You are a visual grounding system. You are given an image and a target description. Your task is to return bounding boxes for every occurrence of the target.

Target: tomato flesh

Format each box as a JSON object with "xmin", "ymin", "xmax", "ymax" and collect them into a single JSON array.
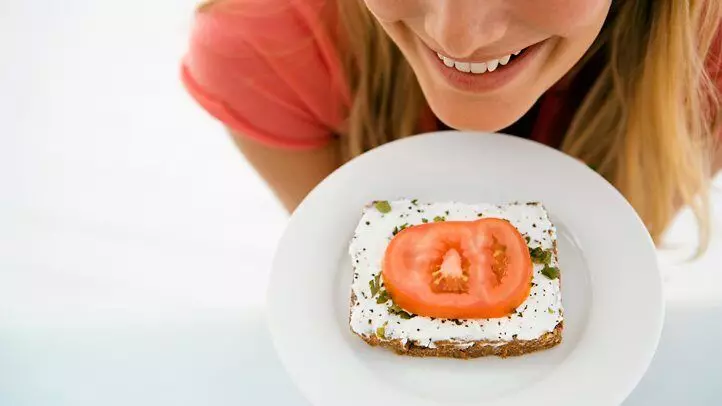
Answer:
[{"xmin": 382, "ymin": 218, "xmax": 532, "ymax": 319}]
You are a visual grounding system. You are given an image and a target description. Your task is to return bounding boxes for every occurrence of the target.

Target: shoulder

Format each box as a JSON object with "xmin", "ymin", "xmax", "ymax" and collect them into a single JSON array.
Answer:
[{"xmin": 181, "ymin": 0, "xmax": 349, "ymax": 149}]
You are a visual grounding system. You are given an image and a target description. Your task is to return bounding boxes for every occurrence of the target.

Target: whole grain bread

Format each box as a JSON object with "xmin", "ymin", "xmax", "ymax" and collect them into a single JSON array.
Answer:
[{"xmin": 349, "ymin": 201, "xmax": 564, "ymax": 359}]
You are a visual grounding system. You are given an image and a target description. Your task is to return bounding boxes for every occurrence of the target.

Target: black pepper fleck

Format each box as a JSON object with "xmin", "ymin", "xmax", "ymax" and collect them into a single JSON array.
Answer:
[{"xmin": 365, "ymin": 221, "xmax": 370, "ymax": 226}]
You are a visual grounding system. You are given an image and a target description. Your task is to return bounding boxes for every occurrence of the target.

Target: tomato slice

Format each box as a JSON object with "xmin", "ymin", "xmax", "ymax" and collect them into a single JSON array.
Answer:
[{"xmin": 382, "ymin": 218, "xmax": 532, "ymax": 319}]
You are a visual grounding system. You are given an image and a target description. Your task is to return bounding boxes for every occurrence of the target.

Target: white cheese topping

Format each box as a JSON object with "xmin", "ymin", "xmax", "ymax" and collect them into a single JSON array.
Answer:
[{"xmin": 349, "ymin": 200, "xmax": 563, "ymax": 347}]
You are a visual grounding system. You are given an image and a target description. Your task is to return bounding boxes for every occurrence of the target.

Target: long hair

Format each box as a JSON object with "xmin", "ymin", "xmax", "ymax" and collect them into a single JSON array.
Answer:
[{"xmin": 201, "ymin": 0, "xmax": 722, "ymax": 252}]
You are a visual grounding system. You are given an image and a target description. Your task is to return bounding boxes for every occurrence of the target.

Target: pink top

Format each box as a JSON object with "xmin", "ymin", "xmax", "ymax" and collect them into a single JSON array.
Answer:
[{"xmin": 182, "ymin": 0, "xmax": 722, "ymax": 150}]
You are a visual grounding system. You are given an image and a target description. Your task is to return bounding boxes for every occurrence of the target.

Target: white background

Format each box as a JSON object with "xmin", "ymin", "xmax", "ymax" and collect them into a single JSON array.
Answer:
[{"xmin": 0, "ymin": 1, "xmax": 720, "ymax": 405}]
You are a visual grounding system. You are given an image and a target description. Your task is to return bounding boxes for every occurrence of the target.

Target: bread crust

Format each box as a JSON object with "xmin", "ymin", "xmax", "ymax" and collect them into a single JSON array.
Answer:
[{"xmin": 353, "ymin": 322, "xmax": 562, "ymax": 359}]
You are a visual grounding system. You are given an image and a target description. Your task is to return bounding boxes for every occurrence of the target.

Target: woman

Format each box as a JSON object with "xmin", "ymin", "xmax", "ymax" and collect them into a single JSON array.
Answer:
[{"xmin": 182, "ymin": 0, "xmax": 722, "ymax": 250}]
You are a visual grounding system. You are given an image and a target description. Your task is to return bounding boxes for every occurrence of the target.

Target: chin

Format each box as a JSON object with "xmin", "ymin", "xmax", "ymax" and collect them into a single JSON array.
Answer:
[{"xmin": 426, "ymin": 92, "xmax": 537, "ymax": 132}]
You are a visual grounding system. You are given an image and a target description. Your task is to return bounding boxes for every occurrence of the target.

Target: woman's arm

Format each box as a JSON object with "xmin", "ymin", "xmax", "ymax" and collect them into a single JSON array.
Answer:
[{"xmin": 229, "ymin": 130, "xmax": 341, "ymax": 212}]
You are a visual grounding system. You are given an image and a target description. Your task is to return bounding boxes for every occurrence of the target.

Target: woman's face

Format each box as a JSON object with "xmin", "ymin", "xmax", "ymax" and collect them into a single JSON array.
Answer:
[{"xmin": 363, "ymin": 0, "xmax": 612, "ymax": 131}]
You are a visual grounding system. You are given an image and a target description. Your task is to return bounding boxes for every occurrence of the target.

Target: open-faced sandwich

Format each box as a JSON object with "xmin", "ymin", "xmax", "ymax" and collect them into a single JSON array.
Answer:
[{"xmin": 349, "ymin": 200, "xmax": 563, "ymax": 359}]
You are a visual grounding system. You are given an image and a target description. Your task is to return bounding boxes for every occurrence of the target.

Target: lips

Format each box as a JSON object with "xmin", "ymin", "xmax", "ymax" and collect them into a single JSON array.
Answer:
[{"xmin": 420, "ymin": 37, "xmax": 548, "ymax": 93}]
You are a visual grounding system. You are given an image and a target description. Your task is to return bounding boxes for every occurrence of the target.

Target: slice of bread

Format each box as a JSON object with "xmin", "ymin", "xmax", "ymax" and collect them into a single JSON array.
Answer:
[{"xmin": 348, "ymin": 200, "xmax": 563, "ymax": 359}]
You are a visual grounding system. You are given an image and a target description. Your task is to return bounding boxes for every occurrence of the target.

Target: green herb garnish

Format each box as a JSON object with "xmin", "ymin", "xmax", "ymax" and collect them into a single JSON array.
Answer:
[
  {"xmin": 525, "ymin": 236, "xmax": 531, "ymax": 244},
  {"xmin": 392, "ymin": 223, "xmax": 410, "ymax": 236},
  {"xmin": 421, "ymin": 218, "xmax": 429, "ymax": 223},
  {"xmin": 547, "ymin": 308, "xmax": 555, "ymax": 314},
  {"xmin": 388, "ymin": 303, "xmax": 415, "ymax": 319},
  {"xmin": 411, "ymin": 199, "xmax": 418, "ymax": 206},
  {"xmin": 376, "ymin": 323, "xmax": 387, "ymax": 337},
  {"xmin": 369, "ymin": 273, "xmax": 381, "ymax": 296},
  {"xmin": 529, "ymin": 247, "xmax": 552, "ymax": 264},
  {"xmin": 376, "ymin": 289, "xmax": 389, "ymax": 304},
  {"xmin": 541, "ymin": 265, "xmax": 560, "ymax": 280},
  {"xmin": 433, "ymin": 216, "xmax": 446, "ymax": 222},
  {"xmin": 374, "ymin": 200, "xmax": 392, "ymax": 213}
]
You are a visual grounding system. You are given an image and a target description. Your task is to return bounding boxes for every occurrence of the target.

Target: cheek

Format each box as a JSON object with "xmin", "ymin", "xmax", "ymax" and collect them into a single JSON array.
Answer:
[
  {"xmin": 515, "ymin": 0, "xmax": 611, "ymax": 36},
  {"xmin": 363, "ymin": 0, "xmax": 425, "ymax": 22}
]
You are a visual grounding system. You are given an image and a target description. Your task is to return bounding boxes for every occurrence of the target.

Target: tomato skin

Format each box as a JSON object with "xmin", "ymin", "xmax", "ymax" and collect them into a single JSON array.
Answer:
[{"xmin": 382, "ymin": 218, "xmax": 532, "ymax": 319}]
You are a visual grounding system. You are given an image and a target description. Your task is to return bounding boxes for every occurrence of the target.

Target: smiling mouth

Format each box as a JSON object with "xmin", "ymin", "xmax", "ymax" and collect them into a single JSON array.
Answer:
[{"xmin": 435, "ymin": 46, "xmax": 532, "ymax": 75}]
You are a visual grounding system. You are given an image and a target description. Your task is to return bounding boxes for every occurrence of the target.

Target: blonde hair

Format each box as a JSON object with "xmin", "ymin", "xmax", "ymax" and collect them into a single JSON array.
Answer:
[{"xmin": 202, "ymin": 0, "xmax": 722, "ymax": 251}]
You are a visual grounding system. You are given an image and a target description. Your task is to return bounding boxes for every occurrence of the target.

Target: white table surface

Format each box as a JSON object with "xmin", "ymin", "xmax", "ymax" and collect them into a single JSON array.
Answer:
[{"xmin": 1, "ymin": 1, "xmax": 721, "ymax": 405}]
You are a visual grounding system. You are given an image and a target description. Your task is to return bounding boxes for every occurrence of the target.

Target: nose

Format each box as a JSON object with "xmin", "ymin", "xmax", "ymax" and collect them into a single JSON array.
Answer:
[{"xmin": 425, "ymin": 0, "xmax": 509, "ymax": 58}]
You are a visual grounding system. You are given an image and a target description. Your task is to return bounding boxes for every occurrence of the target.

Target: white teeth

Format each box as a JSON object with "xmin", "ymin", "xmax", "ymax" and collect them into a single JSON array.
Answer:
[
  {"xmin": 470, "ymin": 62, "xmax": 487, "ymax": 74},
  {"xmin": 437, "ymin": 51, "xmax": 516, "ymax": 74},
  {"xmin": 486, "ymin": 59, "xmax": 499, "ymax": 72},
  {"xmin": 454, "ymin": 61, "xmax": 471, "ymax": 72}
]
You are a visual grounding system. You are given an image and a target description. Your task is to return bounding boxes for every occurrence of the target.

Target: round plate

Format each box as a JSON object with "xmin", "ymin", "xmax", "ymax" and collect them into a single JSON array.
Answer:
[{"xmin": 267, "ymin": 132, "xmax": 664, "ymax": 406}]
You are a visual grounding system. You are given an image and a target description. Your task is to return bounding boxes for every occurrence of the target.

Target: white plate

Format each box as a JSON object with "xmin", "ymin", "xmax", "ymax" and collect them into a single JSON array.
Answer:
[{"xmin": 267, "ymin": 132, "xmax": 664, "ymax": 406}]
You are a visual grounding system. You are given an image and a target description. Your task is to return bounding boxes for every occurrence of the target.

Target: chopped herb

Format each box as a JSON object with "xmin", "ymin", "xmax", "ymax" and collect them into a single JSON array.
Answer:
[
  {"xmin": 525, "ymin": 236, "xmax": 531, "ymax": 244},
  {"xmin": 411, "ymin": 199, "xmax": 418, "ymax": 205},
  {"xmin": 374, "ymin": 200, "xmax": 392, "ymax": 213},
  {"xmin": 369, "ymin": 274, "xmax": 381, "ymax": 296},
  {"xmin": 445, "ymin": 210, "xmax": 450, "ymax": 216},
  {"xmin": 529, "ymin": 247, "xmax": 552, "ymax": 264},
  {"xmin": 376, "ymin": 289, "xmax": 389, "ymax": 304},
  {"xmin": 421, "ymin": 218, "xmax": 429, "ymax": 223},
  {"xmin": 376, "ymin": 323, "xmax": 387, "ymax": 337},
  {"xmin": 392, "ymin": 223, "xmax": 410, "ymax": 236},
  {"xmin": 541, "ymin": 265, "xmax": 560, "ymax": 280},
  {"xmin": 433, "ymin": 216, "xmax": 446, "ymax": 222},
  {"xmin": 388, "ymin": 303, "xmax": 415, "ymax": 319},
  {"xmin": 548, "ymin": 308, "xmax": 555, "ymax": 314}
]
